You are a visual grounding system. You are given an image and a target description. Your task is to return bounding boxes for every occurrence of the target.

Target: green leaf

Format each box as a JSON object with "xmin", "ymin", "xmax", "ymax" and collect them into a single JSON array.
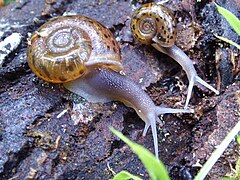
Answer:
[
  {"xmin": 113, "ymin": 171, "xmax": 142, "ymax": 180},
  {"xmin": 215, "ymin": 3, "xmax": 240, "ymax": 35},
  {"xmin": 215, "ymin": 35, "xmax": 240, "ymax": 50},
  {"xmin": 236, "ymin": 134, "xmax": 240, "ymax": 144},
  {"xmin": 220, "ymin": 178, "xmax": 236, "ymax": 180},
  {"xmin": 110, "ymin": 127, "xmax": 170, "ymax": 180}
]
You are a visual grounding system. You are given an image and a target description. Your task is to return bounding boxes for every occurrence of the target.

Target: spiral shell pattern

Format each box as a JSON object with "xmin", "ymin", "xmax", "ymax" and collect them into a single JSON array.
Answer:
[
  {"xmin": 27, "ymin": 16, "xmax": 122, "ymax": 83},
  {"xmin": 130, "ymin": 3, "xmax": 177, "ymax": 47}
]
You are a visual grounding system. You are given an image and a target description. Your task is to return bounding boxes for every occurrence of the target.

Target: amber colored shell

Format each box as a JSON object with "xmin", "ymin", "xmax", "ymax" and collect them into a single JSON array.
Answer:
[
  {"xmin": 130, "ymin": 3, "xmax": 177, "ymax": 47},
  {"xmin": 27, "ymin": 15, "xmax": 122, "ymax": 83}
]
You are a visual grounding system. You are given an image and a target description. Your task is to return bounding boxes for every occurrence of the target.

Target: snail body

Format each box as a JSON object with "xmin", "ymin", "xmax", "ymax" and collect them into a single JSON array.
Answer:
[
  {"xmin": 27, "ymin": 15, "xmax": 193, "ymax": 158},
  {"xmin": 130, "ymin": 3, "xmax": 219, "ymax": 108}
]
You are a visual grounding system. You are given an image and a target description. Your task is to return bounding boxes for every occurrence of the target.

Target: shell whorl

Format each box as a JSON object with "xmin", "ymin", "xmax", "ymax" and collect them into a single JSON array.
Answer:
[
  {"xmin": 27, "ymin": 15, "xmax": 122, "ymax": 83},
  {"xmin": 130, "ymin": 3, "xmax": 177, "ymax": 47}
]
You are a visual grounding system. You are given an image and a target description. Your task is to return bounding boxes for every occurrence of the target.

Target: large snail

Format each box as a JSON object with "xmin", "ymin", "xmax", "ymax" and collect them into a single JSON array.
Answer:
[
  {"xmin": 130, "ymin": 3, "xmax": 219, "ymax": 108},
  {"xmin": 27, "ymin": 15, "xmax": 193, "ymax": 158}
]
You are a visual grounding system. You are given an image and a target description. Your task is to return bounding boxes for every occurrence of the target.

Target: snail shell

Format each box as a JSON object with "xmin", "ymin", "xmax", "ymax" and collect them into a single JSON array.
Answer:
[
  {"xmin": 130, "ymin": 3, "xmax": 177, "ymax": 47},
  {"xmin": 27, "ymin": 15, "xmax": 123, "ymax": 83}
]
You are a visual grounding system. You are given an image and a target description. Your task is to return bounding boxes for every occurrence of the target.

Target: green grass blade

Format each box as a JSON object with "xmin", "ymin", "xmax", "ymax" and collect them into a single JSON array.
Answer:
[
  {"xmin": 237, "ymin": 134, "xmax": 240, "ymax": 144},
  {"xmin": 215, "ymin": 35, "xmax": 240, "ymax": 50},
  {"xmin": 236, "ymin": 158, "xmax": 240, "ymax": 178},
  {"xmin": 220, "ymin": 178, "xmax": 236, "ymax": 180},
  {"xmin": 113, "ymin": 170, "xmax": 142, "ymax": 180},
  {"xmin": 110, "ymin": 127, "xmax": 170, "ymax": 180},
  {"xmin": 194, "ymin": 120, "xmax": 240, "ymax": 180},
  {"xmin": 215, "ymin": 3, "xmax": 240, "ymax": 35}
]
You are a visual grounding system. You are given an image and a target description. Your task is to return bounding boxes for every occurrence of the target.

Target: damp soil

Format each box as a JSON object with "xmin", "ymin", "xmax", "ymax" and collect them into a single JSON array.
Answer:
[{"xmin": 0, "ymin": 0, "xmax": 239, "ymax": 179}]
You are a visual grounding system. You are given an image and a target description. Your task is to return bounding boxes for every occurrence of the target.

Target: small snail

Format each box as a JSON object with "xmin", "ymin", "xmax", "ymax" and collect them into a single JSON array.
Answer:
[
  {"xmin": 27, "ymin": 15, "xmax": 193, "ymax": 158},
  {"xmin": 130, "ymin": 3, "xmax": 220, "ymax": 108}
]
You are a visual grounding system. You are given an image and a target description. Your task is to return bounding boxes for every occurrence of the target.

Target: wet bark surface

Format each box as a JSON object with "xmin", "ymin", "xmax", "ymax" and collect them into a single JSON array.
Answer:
[{"xmin": 0, "ymin": 0, "xmax": 239, "ymax": 179}]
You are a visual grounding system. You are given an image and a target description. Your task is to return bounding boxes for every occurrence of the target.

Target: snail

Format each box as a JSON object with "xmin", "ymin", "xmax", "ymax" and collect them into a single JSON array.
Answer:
[
  {"xmin": 27, "ymin": 15, "xmax": 193, "ymax": 158},
  {"xmin": 130, "ymin": 3, "xmax": 220, "ymax": 108}
]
